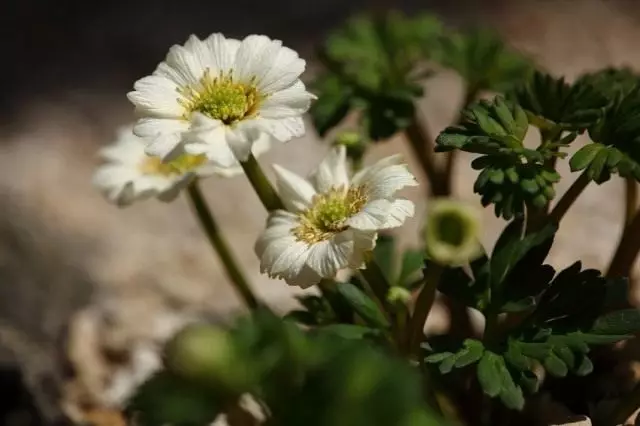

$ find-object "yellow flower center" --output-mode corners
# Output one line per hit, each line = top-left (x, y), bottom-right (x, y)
(139, 153), (207, 176)
(178, 69), (261, 125)
(293, 186), (368, 244)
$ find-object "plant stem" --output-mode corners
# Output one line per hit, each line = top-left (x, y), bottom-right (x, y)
(606, 381), (640, 426)
(405, 111), (441, 193)
(607, 208), (640, 278)
(187, 182), (259, 310)
(408, 263), (444, 355)
(548, 170), (591, 224)
(625, 178), (637, 227)
(240, 153), (284, 211)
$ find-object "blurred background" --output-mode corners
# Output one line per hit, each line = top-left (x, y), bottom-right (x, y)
(1, 0), (640, 424)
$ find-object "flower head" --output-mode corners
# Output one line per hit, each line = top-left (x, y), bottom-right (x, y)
(93, 126), (271, 206)
(255, 146), (418, 287)
(423, 199), (483, 266)
(127, 33), (314, 165)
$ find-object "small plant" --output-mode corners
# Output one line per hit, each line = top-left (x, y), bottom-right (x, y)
(92, 13), (640, 426)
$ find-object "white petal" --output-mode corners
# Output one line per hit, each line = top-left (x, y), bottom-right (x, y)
(380, 199), (415, 229)
(134, 117), (189, 138)
(311, 146), (349, 193)
(255, 116), (305, 142)
(225, 123), (261, 162)
(255, 213), (297, 258)
(164, 42), (206, 86)
(259, 81), (314, 118)
(352, 155), (404, 186)
(144, 132), (185, 161)
(305, 238), (350, 278)
(283, 265), (322, 288)
(233, 35), (305, 93)
(272, 165), (316, 212)
(345, 229), (377, 268)
(204, 33), (241, 73)
(345, 199), (393, 230)
(266, 210), (300, 228)
(361, 164), (418, 200)
(128, 75), (184, 117)
(157, 174), (195, 202)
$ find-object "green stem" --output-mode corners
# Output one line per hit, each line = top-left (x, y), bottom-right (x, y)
(625, 177), (637, 227)
(606, 381), (640, 426)
(186, 182), (259, 310)
(607, 207), (640, 278)
(408, 263), (444, 355)
(548, 170), (591, 224)
(405, 111), (440, 193)
(483, 310), (500, 346)
(240, 153), (284, 211)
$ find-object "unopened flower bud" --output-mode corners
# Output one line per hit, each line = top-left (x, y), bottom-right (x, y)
(387, 286), (412, 308)
(334, 131), (367, 164)
(164, 323), (250, 393)
(424, 199), (482, 266)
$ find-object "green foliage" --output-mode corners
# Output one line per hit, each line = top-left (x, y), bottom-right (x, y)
(426, 218), (640, 411)
(336, 282), (390, 329)
(510, 71), (609, 133)
(437, 97), (560, 218)
(569, 81), (640, 184)
(440, 28), (534, 94)
(127, 371), (223, 426)
(310, 13), (442, 140)
(128, 311), (444, 426)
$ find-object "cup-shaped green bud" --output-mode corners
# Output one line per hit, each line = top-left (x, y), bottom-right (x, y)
(164, 323), (250, 393)
(424, 199), (482, 266)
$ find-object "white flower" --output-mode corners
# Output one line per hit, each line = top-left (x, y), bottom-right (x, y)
(93, 126), (272, 206)
(127, 33), (314, 165)
(255, 146), (418, 288)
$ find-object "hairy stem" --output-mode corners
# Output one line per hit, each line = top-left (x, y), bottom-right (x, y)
(408, 263), (444, 355)
(607, 208), (640, 278)
(548, 170), (591, 224)
(187, 182), (259, 310)
(240, 153), (284, 211)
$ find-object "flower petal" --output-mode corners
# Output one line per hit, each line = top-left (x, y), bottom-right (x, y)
(380, 199), (415, 229)
(255, 116), (305, 143)
(128, 75), (185, 118)
(311, 146), (349, 193)
(352, 155), (403, 186)
(272, 165), (316, 212)
(234, 35), (305, 94)
(204, 33), (241, 73)
(163, 42), (206, 86)
(345, 199), (393, 230)
(362, 164), (418, 200)
(259, 81), (314, 118)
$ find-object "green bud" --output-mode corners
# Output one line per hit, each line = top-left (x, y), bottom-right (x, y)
(164, 323), (250, 393)
(423, 199), (483, 266)
(387, 286), (412, 308)
(334, 130), (367, 164)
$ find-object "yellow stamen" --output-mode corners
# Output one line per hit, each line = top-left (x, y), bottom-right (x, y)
(293, 185), (368, 244)
(178, 69), (261, 125)
(139, 153), (207, 176)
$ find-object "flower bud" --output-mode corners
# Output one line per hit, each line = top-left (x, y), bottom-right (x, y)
(423, 199), (482, 266)
(387, 286), (412, 308)
(333, 130), (367, 163)
(164, 323), (250, 393)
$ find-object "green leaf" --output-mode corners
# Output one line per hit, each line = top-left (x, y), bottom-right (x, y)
(398, 249), (425, 287)
(437, 97), (560, 219)
(440, 28), (534, 94)
(477, 351), (504, 397)
(126, 371), (222, 426)
(310, 74), (353, 136)
(591, 309), (640, 336)
(319, 324), (382, 340)
(337, 282), (390, 329)
(374, 233), (396, 283)
(510, 70), (609, 132)
(570, 143), (604, 172)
